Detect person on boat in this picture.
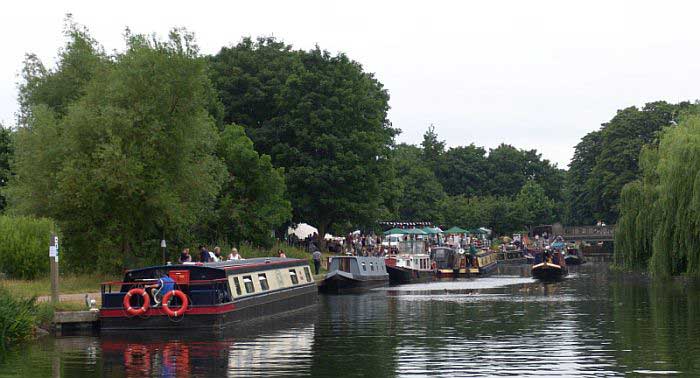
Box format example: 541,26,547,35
179,248,192,263
146,275,175,306
228,248,242,260
312,249,322,274
212,247,222,262
278,249,287,258
199,245,211,262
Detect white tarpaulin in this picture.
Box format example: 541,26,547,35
287,223,318,239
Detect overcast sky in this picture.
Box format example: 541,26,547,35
2,0,699,167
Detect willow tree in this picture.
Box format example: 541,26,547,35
616,112,700,277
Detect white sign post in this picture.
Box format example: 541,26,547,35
50,233,59,304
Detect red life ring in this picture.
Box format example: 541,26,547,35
123,288,150,316
162,290,188,317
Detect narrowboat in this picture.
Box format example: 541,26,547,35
431,246,465,277
319,256,389,294
564,246,586,265
468,249,499,276
385,238,434,284
531,250,568,281
99,257,318,331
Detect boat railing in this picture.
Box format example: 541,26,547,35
100,277,231,309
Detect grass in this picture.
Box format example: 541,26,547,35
0,273,116,298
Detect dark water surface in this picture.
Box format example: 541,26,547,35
2,262,699,377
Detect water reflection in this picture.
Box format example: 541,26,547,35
98,310,317,377
2,263,700,376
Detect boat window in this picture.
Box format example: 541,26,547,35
289,269,298,284
243,275,255,293
370,262,375,271
339,258,351,272
233,277,242,295
362,262,366,271
258,274,269,291
406,260,410,267
304,266,312,282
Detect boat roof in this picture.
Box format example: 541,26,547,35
127,257,307,273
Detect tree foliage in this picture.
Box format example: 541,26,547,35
0,126,12,212
9,26,227,271
568,101,691,225
206,124,292,247
211,39,397,241
392,144,445,222
615,111,700,277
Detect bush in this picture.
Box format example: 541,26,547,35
0,286,38,350
0,216,58,279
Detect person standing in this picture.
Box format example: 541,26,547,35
229,248,242,260
179,248,192,263
312,249,322,275
199,245,211,263
212,247,222,262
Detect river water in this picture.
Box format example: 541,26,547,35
1,262,699,377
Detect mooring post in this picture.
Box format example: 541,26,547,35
50,232,59,304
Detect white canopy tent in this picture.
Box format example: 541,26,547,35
287,223,318,239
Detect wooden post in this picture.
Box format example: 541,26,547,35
50,233,59,304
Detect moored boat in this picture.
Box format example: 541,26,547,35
431,246,463,277
100,257,318,331
319,256,389,294
385,254,434,284
564,246,586,265
468,249,498,276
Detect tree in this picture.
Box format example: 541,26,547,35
211,41,397,247
566,131,602,225
392,144,446,222
436,144,488,196
421,124,445,172
511,180,555,230
206,124,292,247
0,125,11,212
9,27,226,271
438,195,495,229
585,101,690,223
615,111,700,277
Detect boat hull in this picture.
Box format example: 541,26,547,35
386,265,434,284
564,255,585,265
531,263,568,281
100,283,318,331
319,272,388,294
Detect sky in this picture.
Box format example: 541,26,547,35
2,0,700,168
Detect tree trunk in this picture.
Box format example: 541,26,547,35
317,221,329,252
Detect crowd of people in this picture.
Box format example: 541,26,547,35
178,246,290,263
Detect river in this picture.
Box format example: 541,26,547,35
1,262,699,377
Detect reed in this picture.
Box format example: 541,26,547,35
0,287,38,350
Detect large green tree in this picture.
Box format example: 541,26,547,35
206,124,292,247
511,180,555,230
436,144,488,196
392,144,446,222
9,27,226,271
211,40,396,245
566,131,602,225
615,111,700,277
573,101,690,224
